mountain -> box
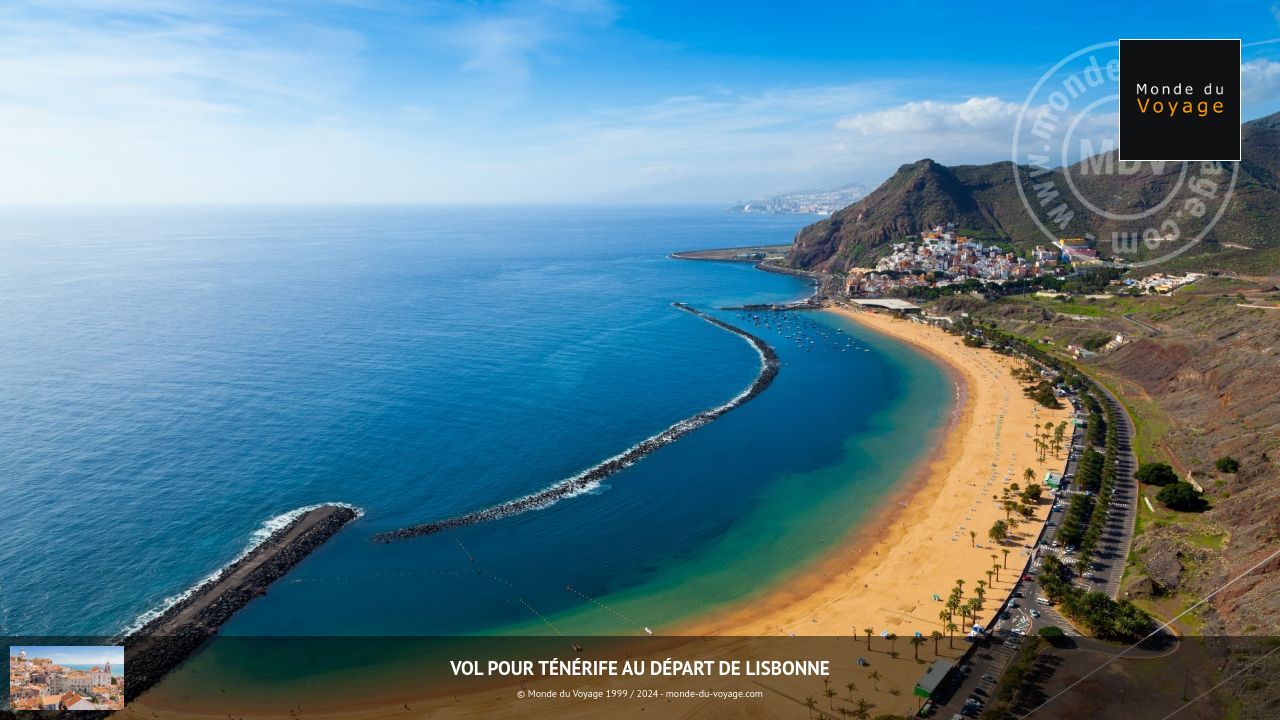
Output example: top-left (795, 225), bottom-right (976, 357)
top-left (789, 112), bottom-right (1280, 274)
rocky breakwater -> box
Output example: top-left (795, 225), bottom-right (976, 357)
top-left (372, 303), bottom-right (780, 543)
top-left (120, 505), bottom-right (358, 701)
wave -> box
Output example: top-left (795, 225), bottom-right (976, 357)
top-left (116, 502), bottom-right (364, 638)
top-left (372, 303), bottom-right (780, 543)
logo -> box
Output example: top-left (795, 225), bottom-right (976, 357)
top-left (1011, 41), bottom-right (1238, 268)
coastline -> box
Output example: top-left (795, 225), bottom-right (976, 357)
top-left (679, 305), bottom-right (1071, 636)
top-left (119, 305), bottom-right (1073, 720)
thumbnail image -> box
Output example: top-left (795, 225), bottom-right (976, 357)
top-left (9, 646), bottom-right (124, 711)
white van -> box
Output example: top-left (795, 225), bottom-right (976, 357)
top-left (1036, 597), bottom-right (1052, 606)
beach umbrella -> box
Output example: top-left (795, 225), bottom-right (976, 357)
top-left (881, 631), bottom-right (889, 638)
top-left (914, 631), bottom-right (922, 638)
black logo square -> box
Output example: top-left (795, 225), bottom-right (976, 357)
top-left (1119, 39), bottom-right (1240, 161)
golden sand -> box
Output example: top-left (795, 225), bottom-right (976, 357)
top-left (120, 306), bottom-right (1073, 720)
top-left (682, 306), bottom-right (1072, 637)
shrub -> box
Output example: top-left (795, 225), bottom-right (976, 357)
top-left (1037, 625), bottom-right (1069, 647)
top-left (1135, 462), bottom-right (1179, 486)
top-left (1156, 481), bottom-right (1208, 512)
top-left (1215, 456), bottom-right (1240, 473)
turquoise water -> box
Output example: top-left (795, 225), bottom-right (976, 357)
top-left (0, 206), bottom-right (948, 638)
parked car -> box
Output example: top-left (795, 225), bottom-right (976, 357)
top-left (982, 674), bottom-right (997, 683)
top-left (1030, 609), bottom-right (1041, 618)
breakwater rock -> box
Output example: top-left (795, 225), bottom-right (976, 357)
top-left (372, 303), bottom-right (780, 543)
top-left (120, 505), bottom-right (358, 701)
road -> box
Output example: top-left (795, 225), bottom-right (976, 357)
top-left (928, 377), bottom-right (1143, 718)
top-left (1121, 313), bottom-right (1161, 336)
top-left (1090, 383), bottom-right (1139, 599)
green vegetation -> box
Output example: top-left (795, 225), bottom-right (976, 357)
top-left (978, 637), bottom-right (1044, 720)
top-left (1156, 481), bottom-right (1208, 512)
top-left (1038, 556), bottom-right (1154, 641)
top-left (988, 519), bottom-right (1010, 544)
top-left (1023, 380), bottom-right (1061, 409)
top-left (1076, 448), bottom-right (1105, 492)
top-left (1215, 456), bottom-right (1240, 473)
top-left (1037, 625), bottom-right (1069, 647)
top-left (1135, 462), bottom-right (1179, 486)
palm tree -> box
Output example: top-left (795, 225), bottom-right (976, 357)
top-left (969, 530), bottom-right (976, 547)
top-left (863, 626), bottom-right (874, 649)
top-left (855, 698), bottom-right (874, 720)
top-left (993, 561), bottom-right (1002, 583)
top-left (945, 622), bottom-right (958, 648)
top-left (886, 632), bottom-right (898, 656)
top-left (986, 569), bottom-right (995, 587)
top-left (988, 520), bottom-right (1008, 544)
top-left (931, 630), bottom-right (944, 655)
top-left (1002, 548), bottom-right (1011, 568)
top-left (845, 681), bottom-right (856, 703)
top-left (804, 695), bottom-right (817, 719)
top-left (1024, 467), bottom-right (1036, 484)
top-left (824, 687), bottom-right (837, 710)
top-left (938, 609), bottom-right (950, 629)
top-left (867, 669), bottom-right (881, 690)
top-left (909, 635), bottom-right (926, 661)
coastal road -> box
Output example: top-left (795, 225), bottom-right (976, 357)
top-left (1090, 384), bottom-right (1139, 600)
top-left (1040, 383), bottom-right (1136, 600)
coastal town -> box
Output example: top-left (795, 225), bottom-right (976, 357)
top-left (841, 225), bottom-right (1204, 297)
top-left (8, 647), bottom-right (124, 711)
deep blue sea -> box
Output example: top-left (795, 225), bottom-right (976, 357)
top-left (0, 206), bottom-right (948, 638)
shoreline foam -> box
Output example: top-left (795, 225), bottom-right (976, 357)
top-left (677, 305), bottom-right (1071, 636)
top-left (371, 303), bottom-right (780, 542)
top-left (119, 305), bottom-right (1073, 720)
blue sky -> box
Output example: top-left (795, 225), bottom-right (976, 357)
top-left (3, 1), bottom-right (1280, 203)
top-left (10, 645), bottom-right (124, 667)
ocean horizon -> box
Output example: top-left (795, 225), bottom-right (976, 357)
top-left (0, 205), bottom-right (948, 640)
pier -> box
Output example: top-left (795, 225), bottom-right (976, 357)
top-left (121, 504), bottom-right (358, 701)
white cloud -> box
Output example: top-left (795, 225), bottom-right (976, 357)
top-left (436, 0), bottom-right (618, 83)
top-left (1242, 59), bottom-right (1280, 104)
top-left (836, 96), bottom-right (1020, 135)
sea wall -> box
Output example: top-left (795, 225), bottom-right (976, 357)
top-left (372, 304), bottom-right (779, 542)
top-left (121, 505), bottom-right (358, 701)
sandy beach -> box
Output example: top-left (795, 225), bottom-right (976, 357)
top-left (120, 305), bottom-right (1074, 720)
top-left (682, 305), bottom-right (1072, 637)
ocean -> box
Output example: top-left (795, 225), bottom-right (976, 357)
top-left (0, 205), bottom-right (948, 640)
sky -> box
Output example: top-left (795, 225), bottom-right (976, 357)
top-left (4, 1), bottom-right (1280, 204)
top-left (11, 645), bottom-right (125, 668)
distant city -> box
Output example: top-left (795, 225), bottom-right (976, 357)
top-left (728, 182), bottom-right (869, 215)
